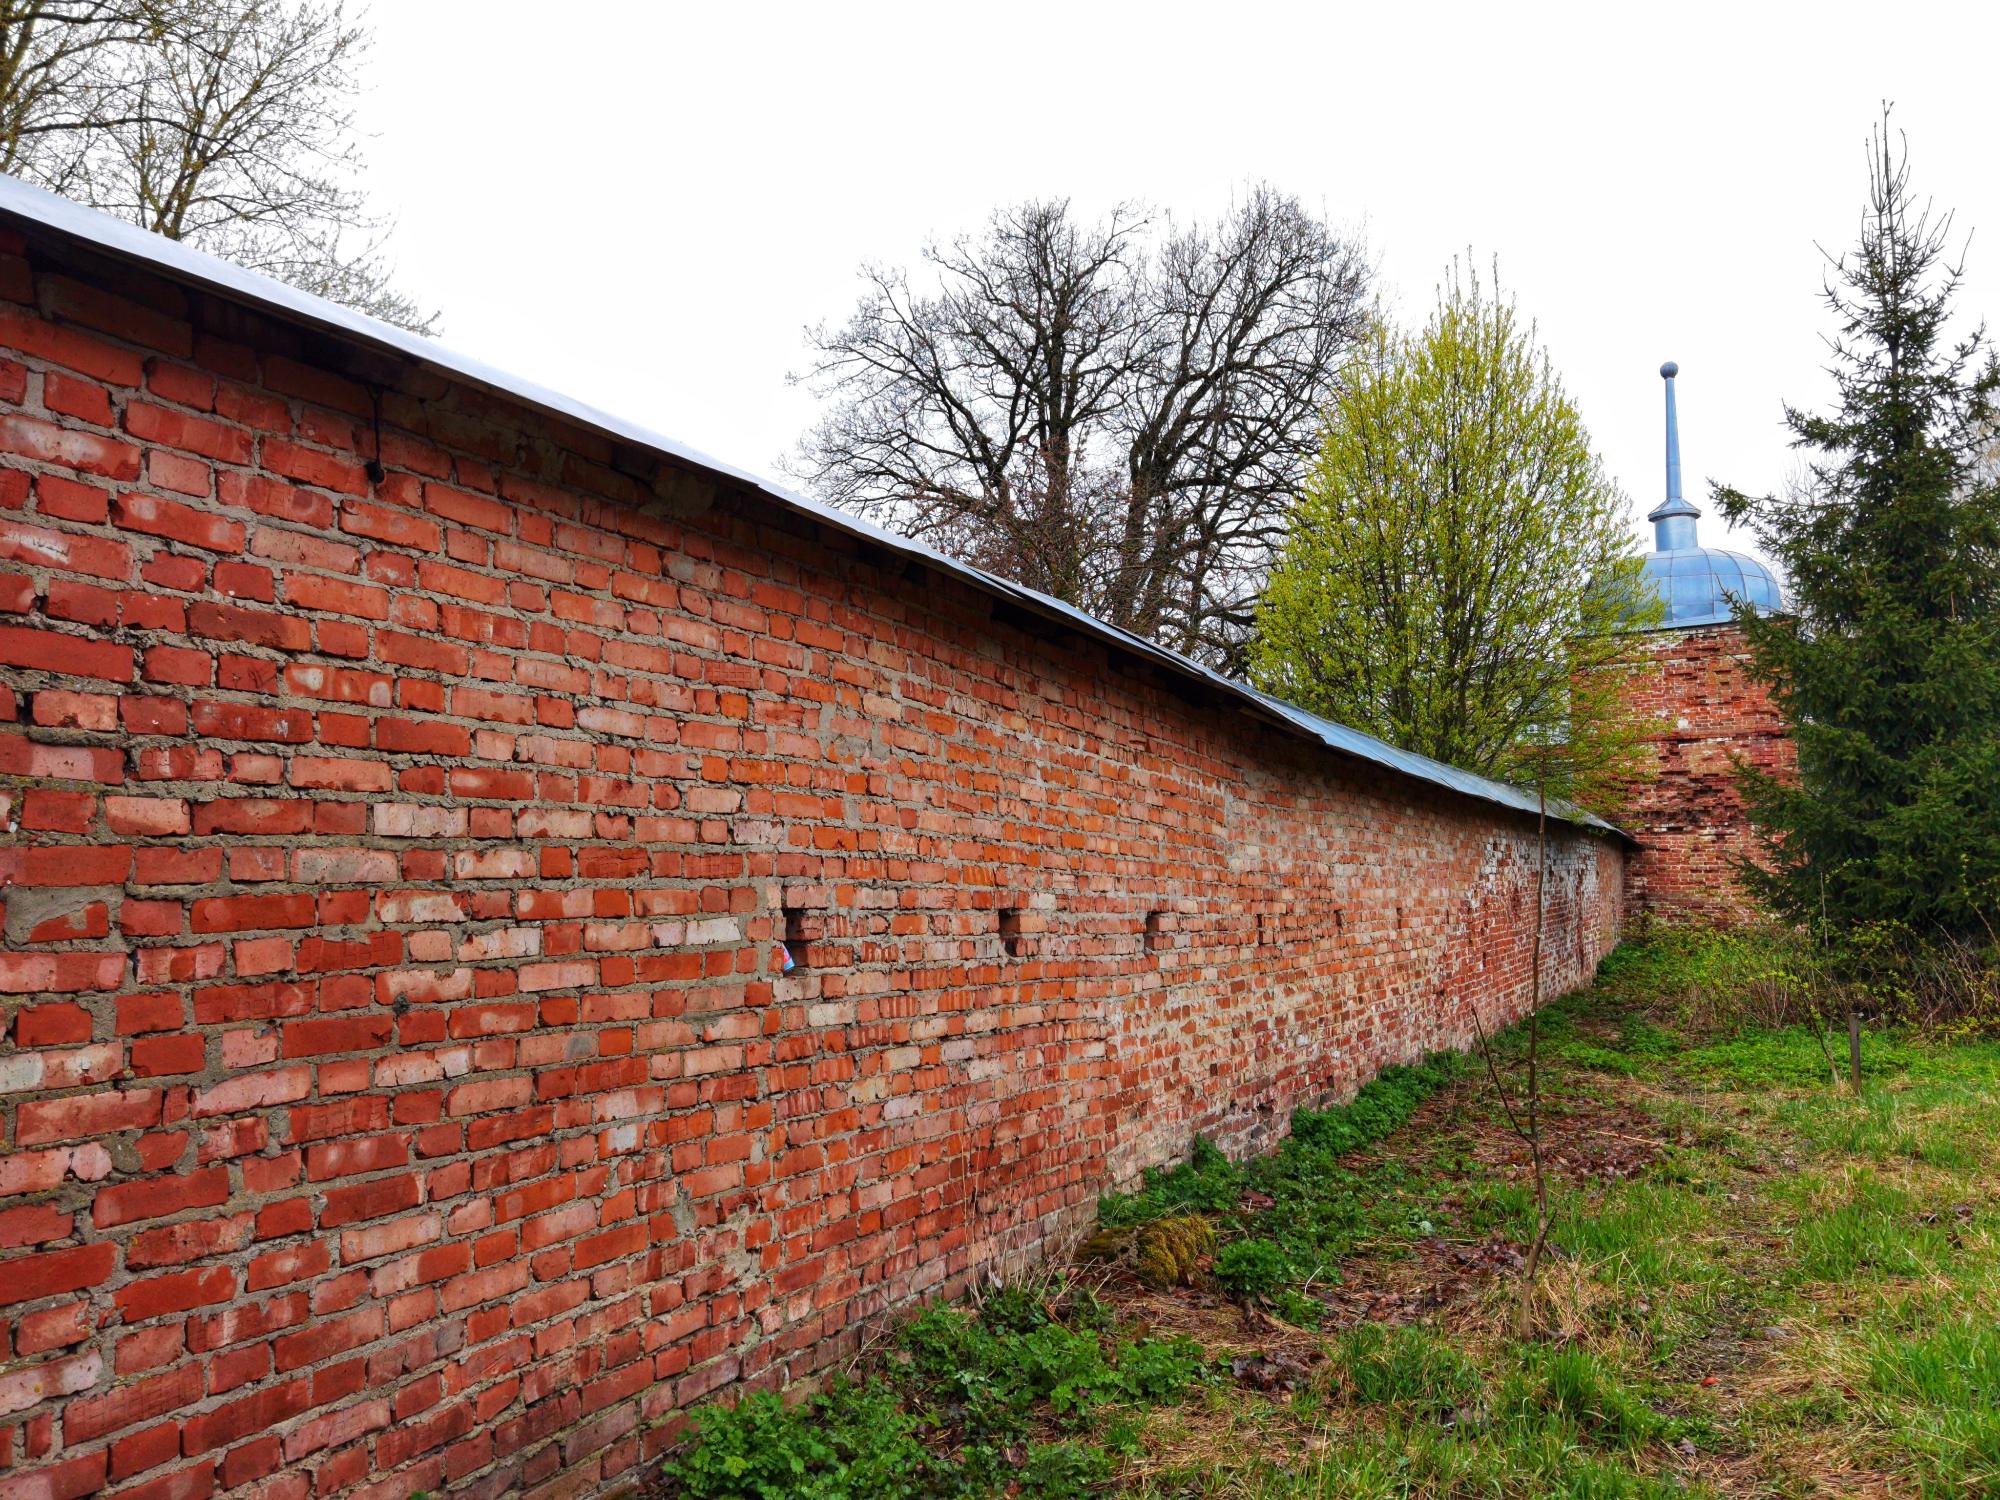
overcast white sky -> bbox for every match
[354,1,2000,569]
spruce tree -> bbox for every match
[1718,115,2000,941]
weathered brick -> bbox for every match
[124,401,253,464]
[0,623,131,680]
[0,519,130,579]
[64,1362,201,1443]
[2,1242,116,1305]
[0,411,139,478]
[92,1166,230,1229]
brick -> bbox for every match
[3,1242,116,1305]
[0,412,139,478]
[0,1143,112,1197]
[284,571,387,619]
[145,359,217,410]
[44,275,191,358]
[262,438,366,495]
[189,700,311,742]
[189,1066,311,1119]
[0,1041,120,1092]
[125,1212,254,1268]
[320,1173,421,1228]
[273,1306,382,1371]
[105,796,191,836]
[124,401,252,464]
[93,1166,230,1228]
[185,599,306,649]
[0,950,126,994]
[34,472,111,521]
[0,519,130,579]
[16,1087,158,1145]
[0,1202,74,1248]
[0,624,131,680]
[15,1299,93,1355]
[186,1291,307,1354]
[190,892,315,933]
[64,1363,200,1443]
[107,1423,179,1481]
[1620,622,1794,923]
[13,1002,92,1045]
[281,1013,392,1058]
[32,689,116,729]
[114,1264,236,1322]
[340,500,441,551]
[0,301,144,383]
[43,371,112,425]
[180,1375,312,1455]
[0,1450,107,1500]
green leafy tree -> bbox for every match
[1254,269,1661,1327]
[1717,117,2000,941]
[1250,262,1658,813]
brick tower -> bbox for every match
[1619,363,1793,924]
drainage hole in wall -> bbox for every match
[784,906,812,970]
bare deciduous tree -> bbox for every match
[0,0,431,332]
[794,188,1369,669]
[0,2,156,187]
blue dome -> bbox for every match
[1638,543,1785,627]
[1625,361,1785,629]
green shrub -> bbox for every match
[1214,1237,1291,1300]
[660,1379,934,1500]
[1114,1336,1206,1403]
[1013,1439,1116,1496]
[895,1302,1119,1435]
[976,1281,1051,1335]
[1097,1055,1458,1243]
[1595,926,1812,1033]
[1272,1287,1326,1329]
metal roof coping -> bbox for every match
[0,171,1628,843]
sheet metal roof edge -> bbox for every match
[0,172,1626,843]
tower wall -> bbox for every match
[1620,622,1793,925]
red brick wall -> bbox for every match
[1619,623,1792,925]
[0,230,1625,1500]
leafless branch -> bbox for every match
[0,0,431,331]
[793,188,1368,667]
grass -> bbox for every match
[648,932,2000,1498]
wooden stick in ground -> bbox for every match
[1516,774,1551,1340]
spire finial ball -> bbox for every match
[1660,360,1679,379]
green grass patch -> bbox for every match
[1095,1052,1466,1295]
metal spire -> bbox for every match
[1646,360,1700,550]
